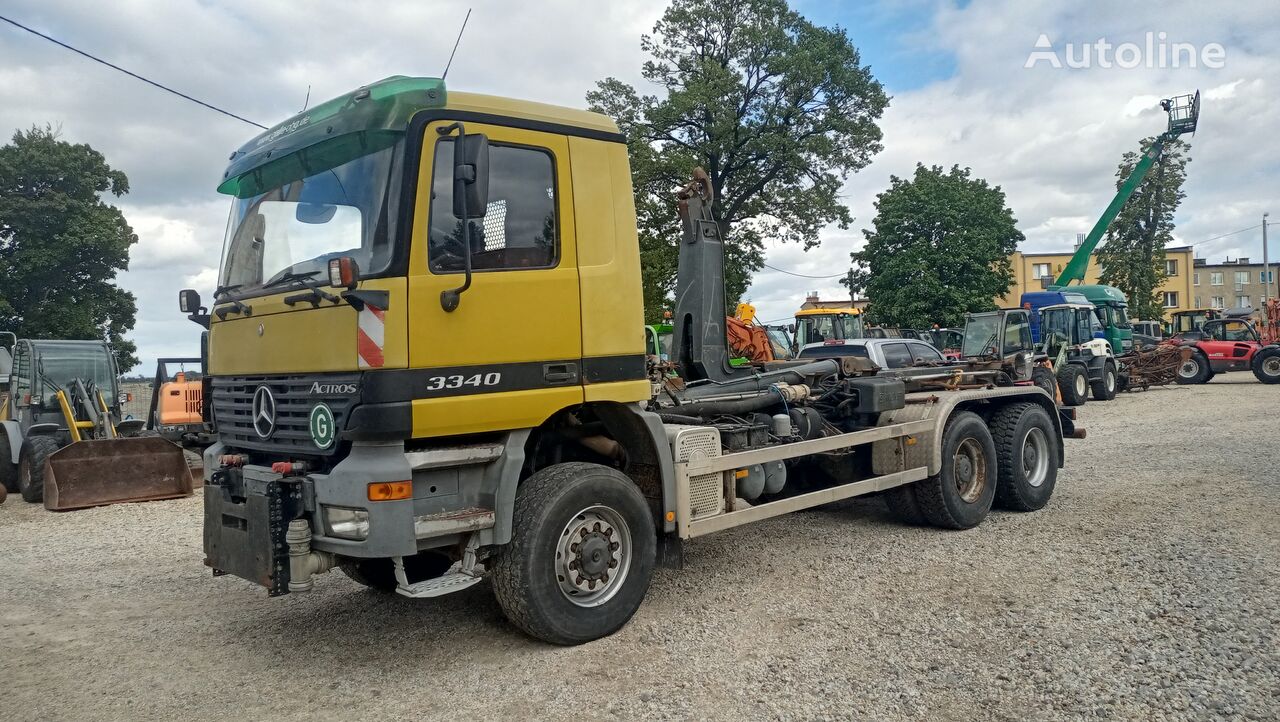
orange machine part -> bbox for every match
[158,379,203,426]
[726,315,775,363]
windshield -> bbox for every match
[219,142,402,294]
[962,315,1001,357]
[796,314,863,346]
[34,343,116,395]
[1095,303,1132,330]
[1041,308,1075,344]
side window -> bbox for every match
[881,343,913,368]
[13,344,30,401]
[910,342,942,364]
[1223,321,1252,342]
[427,139,557,273]
[1004,314,1030,354]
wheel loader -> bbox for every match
[0,334,193,510]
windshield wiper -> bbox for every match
[268,270,341,306]
[213,283,243,299]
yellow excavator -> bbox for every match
[0,334,193,510]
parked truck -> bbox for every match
[183,77,1074,645]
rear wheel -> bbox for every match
[1090,361,1117,401]
[18,435,60,503]
[0,432,18,494]
[1252,348,1280,384]
[1057,365,1088,406]
[490,462,655,645]
[990,403,1058,511]
[912,411,997,530]
[1176,351,1210,384]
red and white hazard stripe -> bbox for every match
[357,305,386,369]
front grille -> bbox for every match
[211,374,360,457]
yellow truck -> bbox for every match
[183,77,1075,645]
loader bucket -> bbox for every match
[43,437,194,511]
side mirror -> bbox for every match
[179,289,202,314]
[328,257,361,290]
[453,133,490,220]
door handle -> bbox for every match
[543,363,578,384]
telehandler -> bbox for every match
[185,77,1074,645]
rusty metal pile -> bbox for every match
[1119,344,1191,391]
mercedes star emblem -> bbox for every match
[252,385,277,439]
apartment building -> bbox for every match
[999,246,1196,319]
[1191,257,1278,310]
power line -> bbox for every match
[761,262,848,279]
[0,14,266,129]
[1191,223,1263,246]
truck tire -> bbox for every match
[1057,365,1088,406]
[990,403,1058,512]
[1031,365,1057,400]
[18,435,60,503]
[338,552,453,592]
[490,462,656,645]
[912,411,997,530]
[1176,351,1210,384]
[0,432,18,494]
[1116,371,1130,393]
[1252,347,1280,384]
[1090,361,1117,401]
[882,485,926,525]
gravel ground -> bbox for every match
[2,378,1278,721]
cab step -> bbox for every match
[395,570,484,599]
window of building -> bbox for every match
[1193,296,1201,309]
[1193,272,1200,286]
[1031,262,1052,280]
[428,140,558,273]
[1261,270,1273,284]
[1210,296,1224,308]
[1237,295,1250,308]
[1165,259,1178,276]
[1210,272,1223,286]
[1162,291,1178,308]
[1234,271,1249,288]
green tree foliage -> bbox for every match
[0,126,139,371]
[587,0,888,319]
[850,164,1023,328]
[1097,137,1189,320]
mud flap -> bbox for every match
[203,468,305,596]
[44,437,194,511]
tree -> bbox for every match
[849,164,1023,328]
[1097,137,1189,320]
[0,126,139,371]
[587,0,888,319]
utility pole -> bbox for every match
[1264,213,1271,304]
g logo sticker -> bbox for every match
[309,403,336,450]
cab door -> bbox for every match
[406,120,582,437]
[1201,320,1258,371]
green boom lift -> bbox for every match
[1040,91,1200,355]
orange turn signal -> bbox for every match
[368,481,412,501]
[734,469,749,479]
[665,511,676,522]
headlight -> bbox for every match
[323,506,370,540]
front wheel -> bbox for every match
[490,462,656,645]
[1031,365,1058,400]
[912,411,997,530]
[0,432,18,494]
[18,435,60,503]
[1252,348,1280,384]
[1176,352,1210,384]
[1057,365,1089,406]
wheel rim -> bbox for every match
[1179,359,1199,378]
[1106,369,1115,392]
[1263,357,1280,377]
[1021,427,1050,488]
[556,504,632,608]
[952,438,988,503]
[1074,373,1086,396]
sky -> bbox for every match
[1,0,1277,367]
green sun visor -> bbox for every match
[217,76,447,198]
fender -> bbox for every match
[0,420,20,464]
